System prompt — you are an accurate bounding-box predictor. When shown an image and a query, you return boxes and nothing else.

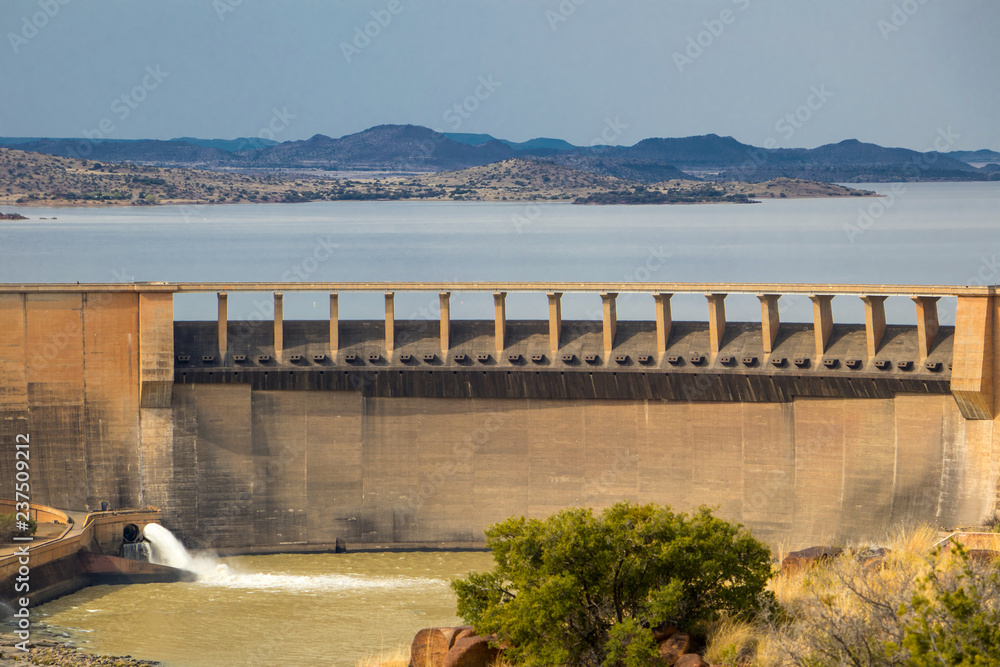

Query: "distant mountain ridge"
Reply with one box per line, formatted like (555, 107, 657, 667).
(243, 124, 517, 171)
(0, 125, 995, 183)
(945, 149, 1000, 163)
(171, 136, 278, 152)
(444, 132, 577, 153)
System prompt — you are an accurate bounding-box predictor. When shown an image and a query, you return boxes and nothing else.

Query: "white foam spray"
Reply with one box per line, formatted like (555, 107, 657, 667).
(143, 523, 228, 579)
(142, 523, 445, 593)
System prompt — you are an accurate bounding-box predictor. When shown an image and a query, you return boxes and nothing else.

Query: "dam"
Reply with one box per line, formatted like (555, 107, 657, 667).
(1, 281, 998, 551)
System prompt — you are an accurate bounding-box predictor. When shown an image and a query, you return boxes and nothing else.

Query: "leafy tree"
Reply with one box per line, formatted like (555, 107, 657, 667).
(452, 502, 773, 667)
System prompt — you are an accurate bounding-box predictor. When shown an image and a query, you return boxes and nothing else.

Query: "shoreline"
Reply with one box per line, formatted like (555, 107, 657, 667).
(0, 630, 160, 666)
(0, 190, 877, 210)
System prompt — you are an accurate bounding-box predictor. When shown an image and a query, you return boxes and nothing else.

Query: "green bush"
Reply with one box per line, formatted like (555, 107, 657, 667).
(452, 502, 773, 667)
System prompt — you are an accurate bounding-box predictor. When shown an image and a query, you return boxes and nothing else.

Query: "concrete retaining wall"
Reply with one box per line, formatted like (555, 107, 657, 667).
(0, 506, 164, 608)
(134, 387, 998, 551)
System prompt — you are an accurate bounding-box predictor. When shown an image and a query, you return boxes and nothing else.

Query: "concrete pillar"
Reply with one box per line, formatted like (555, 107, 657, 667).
(138, 292, 174, 408)
(809, 294, 834, 359)
(950, 295, 994, 420)
(217, 292, 228, 361)
(861, 295, 888, 360)
(547, 292, 562, 356)
(654, 293, 672, 356)
(329, 292, 339, 361)
(273, 292, 283, 363)
(439, 292, 451, 355)
(706, 293, 727, 359)
(384, 292, 395, 360)
(757, 294, 780, 355)
(912, 296, 940, 361)
(601, 292, 617, 357)
(494, 292, 506, 355)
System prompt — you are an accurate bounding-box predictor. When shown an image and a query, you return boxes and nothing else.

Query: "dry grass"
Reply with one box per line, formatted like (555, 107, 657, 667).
(353, 643, 514, 667)
(701, 524, 982, 667)
(353, 644, 409, 667)
(704, 616, 761, 666)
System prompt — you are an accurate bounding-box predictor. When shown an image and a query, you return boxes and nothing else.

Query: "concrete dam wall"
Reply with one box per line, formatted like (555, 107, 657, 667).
(1, 282, 999, 551)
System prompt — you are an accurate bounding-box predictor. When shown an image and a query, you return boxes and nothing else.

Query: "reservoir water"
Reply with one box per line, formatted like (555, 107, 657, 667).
(29, 550, 495, 667)
(2, 181, 998, 664)
(2, 182, 998, 325)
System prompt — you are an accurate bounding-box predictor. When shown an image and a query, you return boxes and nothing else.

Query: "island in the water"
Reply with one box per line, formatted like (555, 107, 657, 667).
(0, 146, 875, 209)
(0, 211, 28, 220)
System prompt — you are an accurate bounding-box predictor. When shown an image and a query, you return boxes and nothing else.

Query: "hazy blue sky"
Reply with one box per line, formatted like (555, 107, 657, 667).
(2, 0, 997, 150)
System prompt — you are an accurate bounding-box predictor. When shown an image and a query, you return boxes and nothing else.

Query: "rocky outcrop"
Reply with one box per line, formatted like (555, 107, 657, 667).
(657, 631, 691, 666)
(442, 635, 501, 667)
(409, 627, 473, 667)
(781, 546, 843, 576)
(408, 625, 716, 667)
(674, 654, 709, 667)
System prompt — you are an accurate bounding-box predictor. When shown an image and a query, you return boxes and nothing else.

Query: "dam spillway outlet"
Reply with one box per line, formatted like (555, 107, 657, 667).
(121, 542, 152, 562)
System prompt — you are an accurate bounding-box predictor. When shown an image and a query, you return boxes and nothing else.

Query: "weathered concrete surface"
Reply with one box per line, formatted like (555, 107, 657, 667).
(127, 387, 993, 550)
(2, 286, 1000, 552)
(0, 292, 141, 510)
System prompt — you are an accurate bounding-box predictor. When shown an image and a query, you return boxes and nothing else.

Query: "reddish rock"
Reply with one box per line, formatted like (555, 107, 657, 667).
(410, 627, 467, 667)
(657, 631, 691, 666)
(453, 627, 477, 644)
(858, 546, 891, 571)
(781, 546, 843, 576)
(652, 622, 678, 642)
(443, 635, 501, 667)
(674, 655, 709, 667)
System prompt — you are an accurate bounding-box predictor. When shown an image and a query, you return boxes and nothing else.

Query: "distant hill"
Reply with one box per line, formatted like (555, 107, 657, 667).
(11, 138, 236, 167)
(0, 146, 290, 206)
(545, 154, 697, 182)
(170, 136, 277, 152)
(1, 126, 995, 183)
(764, 139, 976, 169)
(608, 133, 756, 167)
(442, 132, 499, 146)
(707, 138, 982, 183)
(246, 124, 517, 171)
(406, 157, 624, 200)
(946, 149, 1000, 164)
(0, 147, 879, 209)
(554, 136, 980, 183)
(444, 132, 577, 154)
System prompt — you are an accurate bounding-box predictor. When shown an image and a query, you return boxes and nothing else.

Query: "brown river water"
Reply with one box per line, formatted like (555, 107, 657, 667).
(28, 551, 495, 667)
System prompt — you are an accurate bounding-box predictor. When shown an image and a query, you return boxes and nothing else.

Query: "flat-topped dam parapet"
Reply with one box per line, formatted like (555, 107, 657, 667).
(1, 282, 998, 551)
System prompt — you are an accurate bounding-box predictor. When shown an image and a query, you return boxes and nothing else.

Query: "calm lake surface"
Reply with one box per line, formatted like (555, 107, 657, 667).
(2, 182, 998, 665)
(28, 551, 495, 667)
(2, 182, 998, 324)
